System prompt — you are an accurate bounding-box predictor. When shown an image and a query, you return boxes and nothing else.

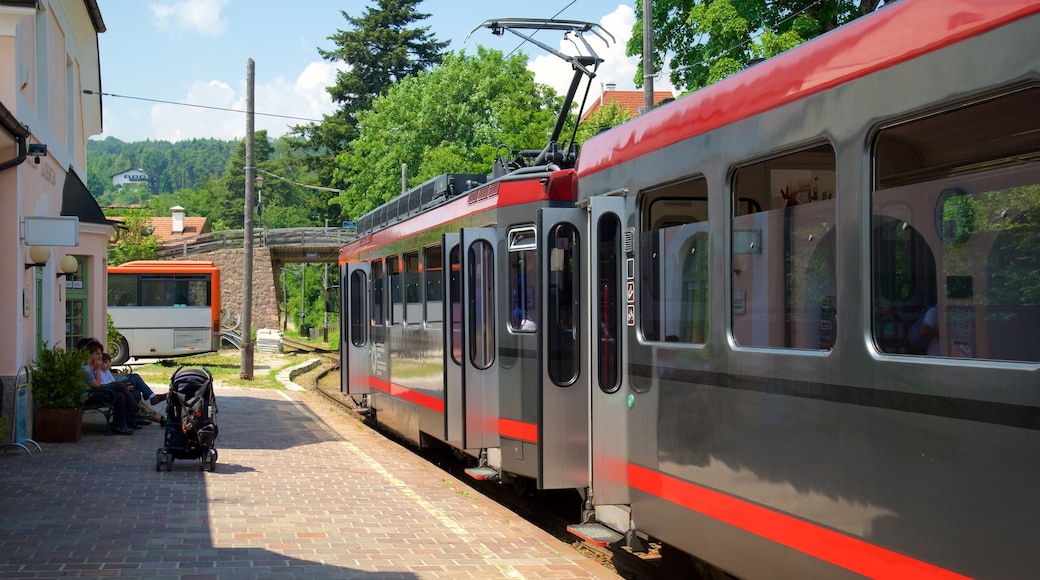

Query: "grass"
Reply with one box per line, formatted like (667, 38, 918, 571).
(132, 350, 309, 390)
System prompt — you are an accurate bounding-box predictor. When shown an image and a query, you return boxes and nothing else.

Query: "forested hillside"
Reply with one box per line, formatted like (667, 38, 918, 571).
(86, 137, 235, 206)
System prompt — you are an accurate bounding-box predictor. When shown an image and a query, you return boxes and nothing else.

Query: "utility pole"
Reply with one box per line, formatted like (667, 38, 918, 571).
(240, 58, 255, 380)
(643, 0, 654, 113)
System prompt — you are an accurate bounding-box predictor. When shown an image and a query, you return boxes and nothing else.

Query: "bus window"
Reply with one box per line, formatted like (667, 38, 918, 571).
(639, 177, 709, 343)
(404, 251, 420, 324)
(731, 143, 837, 350)
(507, 226, 538, 332)
(349, 270, 367, 347)
(387, 256, 402, 325)
(424, 245, 443, 326)
(548, 223, 579, 385)
(597, 213, 621, 392)
(371, 259, 384, 345)
(873, 87, 1040, 362)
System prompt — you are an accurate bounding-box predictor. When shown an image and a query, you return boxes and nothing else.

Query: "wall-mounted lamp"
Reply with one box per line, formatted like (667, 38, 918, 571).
(56, 255, 79, 279)
(27, 143, 47, 165)
(25, 245, 51, 269)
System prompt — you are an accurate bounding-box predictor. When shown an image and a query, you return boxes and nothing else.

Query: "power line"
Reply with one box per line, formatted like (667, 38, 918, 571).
(81, 89, 323, 123)
(257, 168, 342, 193)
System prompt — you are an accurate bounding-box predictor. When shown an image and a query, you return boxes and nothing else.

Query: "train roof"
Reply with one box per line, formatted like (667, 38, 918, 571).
(576, 0, 1040, 180)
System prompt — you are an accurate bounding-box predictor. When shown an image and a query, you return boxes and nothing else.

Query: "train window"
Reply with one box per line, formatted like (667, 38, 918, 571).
(872, 88, 1040, 362)
(404, 251, 420, 324)
(467, 240, 495, 369)
(387, 256, 401, 325)
(548, 224, 579, 385)
(507, 227, 539, 333)
(424, 246, 443, 326)
(349, 269, 367, 347)
(370, 259, 385, 345)
(597, 213, 621, 392)
(639, 178, 709, 343)
(449, 245, 462, 365)
(731, 143, 837, 350)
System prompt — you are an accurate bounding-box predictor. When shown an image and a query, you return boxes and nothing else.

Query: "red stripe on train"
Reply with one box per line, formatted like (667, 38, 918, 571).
(628, 463, 969, 579)
(367, 376, 444, 414)
(498, 418, 538, 443)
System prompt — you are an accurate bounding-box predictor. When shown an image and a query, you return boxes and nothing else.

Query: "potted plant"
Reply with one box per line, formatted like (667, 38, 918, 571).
(31, 342, 88, 442)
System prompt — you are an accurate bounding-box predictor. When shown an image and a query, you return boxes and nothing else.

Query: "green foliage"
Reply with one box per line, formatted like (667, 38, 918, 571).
(106, 314, 123, 352)
(575, 102, 636, 144)
(289, 0, 448, 200)
(332, 47, 561, 217)
(107, 208, 161, 265)
(627, 0, 887, 92)
(87, 136, 235, 202)
(31, 343, 88, 409)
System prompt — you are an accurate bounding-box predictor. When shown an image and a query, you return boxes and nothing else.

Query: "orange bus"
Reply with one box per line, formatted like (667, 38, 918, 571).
(106, 260, 221, 363)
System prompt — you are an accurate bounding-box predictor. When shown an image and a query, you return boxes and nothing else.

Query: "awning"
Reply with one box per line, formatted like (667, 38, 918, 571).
(61, 168, 116, 226)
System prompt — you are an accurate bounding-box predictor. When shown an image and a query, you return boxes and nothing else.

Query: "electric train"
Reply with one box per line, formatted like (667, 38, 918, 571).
(339, 2, 1040, 577)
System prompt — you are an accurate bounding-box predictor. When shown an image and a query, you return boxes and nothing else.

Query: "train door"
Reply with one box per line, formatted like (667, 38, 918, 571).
(460, 227, 500, 451)
(539, 208, 589, 490)
(442, 233, 464, 449)
(343, 261, 372, 395)
(587, 195, 630, 509)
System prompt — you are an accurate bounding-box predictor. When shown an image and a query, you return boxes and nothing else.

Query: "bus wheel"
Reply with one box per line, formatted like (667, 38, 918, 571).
(110, 336, 130, 365)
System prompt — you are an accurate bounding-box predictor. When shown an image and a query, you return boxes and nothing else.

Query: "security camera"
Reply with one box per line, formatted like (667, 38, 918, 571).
(28, 143, 47, 164)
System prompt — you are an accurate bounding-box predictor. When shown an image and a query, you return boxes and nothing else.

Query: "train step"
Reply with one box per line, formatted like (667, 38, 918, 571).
(464, 465, 498, 480)
(567, 522, 624, 547)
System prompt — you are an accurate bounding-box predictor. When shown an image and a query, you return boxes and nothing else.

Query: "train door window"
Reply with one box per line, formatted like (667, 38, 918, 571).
(468, 240, 495, 369)
(387, 256, 402, 325)
(424, 246, 443, 326)
(597, 213, 621, 392)
(349, 269, 368, 347)
(449, 245, 462, 365)
(639, 177, 709, 343)
(507, 226, 539, 332)
(371, 259, 385, 345)
(731, 143, 837, 350)
(548, 223, 579, 386)
(404, 251, 420, 324)
(872, 87, 1040, 362)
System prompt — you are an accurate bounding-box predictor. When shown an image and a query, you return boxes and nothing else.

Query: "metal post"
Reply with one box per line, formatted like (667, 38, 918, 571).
(240, 58, 255, 380)
(643, 0, 654, 112)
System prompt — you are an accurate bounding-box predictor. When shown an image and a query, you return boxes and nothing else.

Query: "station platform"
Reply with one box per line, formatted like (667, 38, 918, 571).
(0, 384, 619, 579)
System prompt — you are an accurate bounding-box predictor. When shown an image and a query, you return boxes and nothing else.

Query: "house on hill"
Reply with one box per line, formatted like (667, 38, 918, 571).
(581, 83, 675, 122)
(111, 167, 157, 194)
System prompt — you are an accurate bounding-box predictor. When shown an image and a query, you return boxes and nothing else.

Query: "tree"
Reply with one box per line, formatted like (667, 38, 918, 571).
(575, 102, 636, 144)
(627, 0, 889, 93)
(289, 0, 448, 196)
(330, 47, 561, 218)
(107, 208, 161, 266)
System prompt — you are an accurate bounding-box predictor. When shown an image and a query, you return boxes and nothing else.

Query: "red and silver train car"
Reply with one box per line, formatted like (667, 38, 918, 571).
(575, 0, 1040, 577)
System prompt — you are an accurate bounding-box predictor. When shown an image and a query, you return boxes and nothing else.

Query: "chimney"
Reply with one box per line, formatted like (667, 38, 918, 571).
(171, 205, 185, 234)
(605, 82, 617, 91)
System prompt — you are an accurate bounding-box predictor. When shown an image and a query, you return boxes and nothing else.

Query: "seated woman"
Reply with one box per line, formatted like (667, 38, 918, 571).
(79, 339, 137, 434)
(98, 352, 165, 425)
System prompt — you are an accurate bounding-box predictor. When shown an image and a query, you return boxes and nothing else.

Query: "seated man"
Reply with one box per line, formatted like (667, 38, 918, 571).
(98, 353, 165, 425)
(79, 339, 137, 435)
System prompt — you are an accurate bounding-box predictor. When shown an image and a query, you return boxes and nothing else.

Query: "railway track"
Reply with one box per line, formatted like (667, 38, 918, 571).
(277, 345, 664, 579)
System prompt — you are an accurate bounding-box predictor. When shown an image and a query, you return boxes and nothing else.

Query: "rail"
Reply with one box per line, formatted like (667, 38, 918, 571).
(157, 227, 356, 258)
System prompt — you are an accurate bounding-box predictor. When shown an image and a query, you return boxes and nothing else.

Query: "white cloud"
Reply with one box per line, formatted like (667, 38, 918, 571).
(528, 4, 673, 112)
(150, 0, 229, 36)
(140, 61, 342, 142)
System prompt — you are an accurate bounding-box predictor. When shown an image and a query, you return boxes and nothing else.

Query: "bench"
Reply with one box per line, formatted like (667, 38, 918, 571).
(78, 386, 119, 435)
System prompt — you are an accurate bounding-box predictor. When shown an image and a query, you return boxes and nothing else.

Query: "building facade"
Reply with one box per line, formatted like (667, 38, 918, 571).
(0, 1, 111, 435)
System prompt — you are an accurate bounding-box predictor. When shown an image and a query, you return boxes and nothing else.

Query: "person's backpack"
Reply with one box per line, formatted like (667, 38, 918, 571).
(906, 308, 932, 353)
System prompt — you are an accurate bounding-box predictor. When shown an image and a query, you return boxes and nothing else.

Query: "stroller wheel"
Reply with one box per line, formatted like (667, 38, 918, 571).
(155, 450, 162, 472)
(166, 457, 173, 472)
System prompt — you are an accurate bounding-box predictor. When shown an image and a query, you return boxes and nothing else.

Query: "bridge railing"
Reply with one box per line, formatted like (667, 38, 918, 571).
(157, 227, 356, 258)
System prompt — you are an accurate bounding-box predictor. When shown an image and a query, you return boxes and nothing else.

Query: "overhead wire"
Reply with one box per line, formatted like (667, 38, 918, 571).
(81, 89, 323, 123)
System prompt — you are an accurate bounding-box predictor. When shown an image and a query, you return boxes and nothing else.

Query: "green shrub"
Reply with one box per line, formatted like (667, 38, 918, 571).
(31, 343, 88, 409)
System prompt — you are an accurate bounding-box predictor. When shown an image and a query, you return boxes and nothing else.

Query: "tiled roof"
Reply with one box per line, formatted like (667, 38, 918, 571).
(147, 216, 211, 247)
(581, 90, 675, 121)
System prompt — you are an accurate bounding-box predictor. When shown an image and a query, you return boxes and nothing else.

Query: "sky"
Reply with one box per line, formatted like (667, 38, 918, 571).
(93, 0, 673, 143)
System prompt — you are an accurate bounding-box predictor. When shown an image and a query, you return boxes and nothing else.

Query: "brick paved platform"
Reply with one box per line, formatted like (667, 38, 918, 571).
(0, 385, 619, 579)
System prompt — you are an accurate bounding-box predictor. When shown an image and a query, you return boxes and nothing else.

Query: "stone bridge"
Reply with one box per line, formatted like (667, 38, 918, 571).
(157, 227, 352, 332)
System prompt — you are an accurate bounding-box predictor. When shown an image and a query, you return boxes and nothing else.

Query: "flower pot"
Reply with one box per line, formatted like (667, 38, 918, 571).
(33, 407, 84, 443)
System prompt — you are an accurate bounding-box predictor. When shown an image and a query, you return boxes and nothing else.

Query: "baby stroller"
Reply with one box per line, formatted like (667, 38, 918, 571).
(155, 367, 218, 472)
